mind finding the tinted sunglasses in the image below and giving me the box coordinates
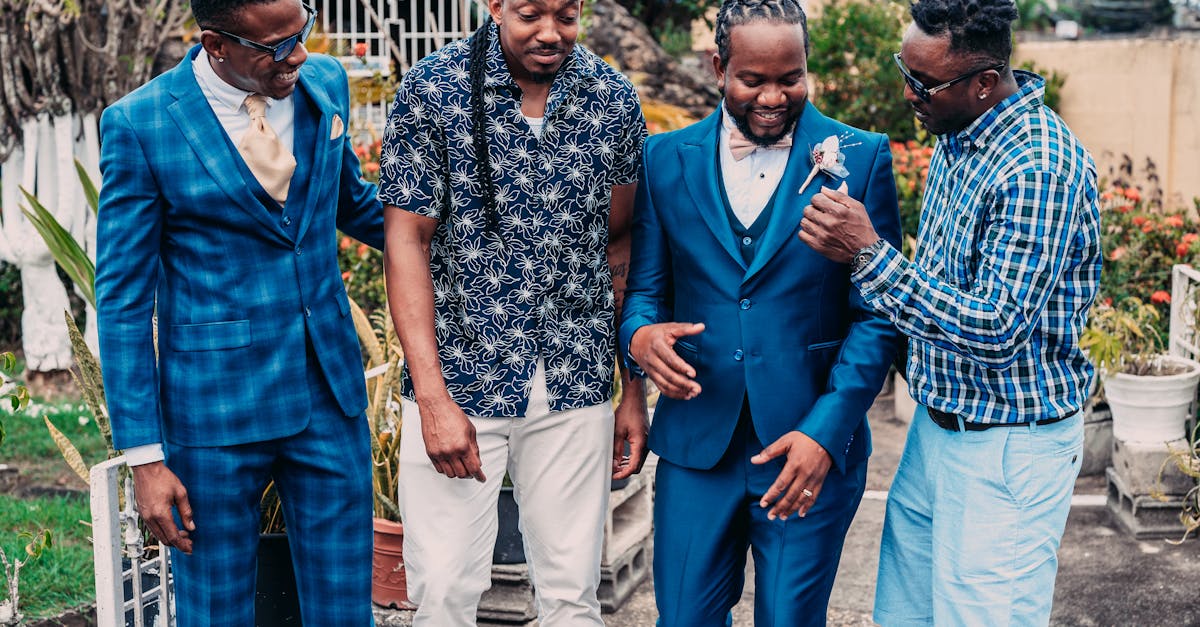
[892,52,1006,103]
[216,3,318,63]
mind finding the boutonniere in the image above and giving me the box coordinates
[798,133,859,195]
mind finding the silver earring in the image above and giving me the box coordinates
[218,58,225,63]
[979,93,986,100]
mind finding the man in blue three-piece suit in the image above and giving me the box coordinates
[619,0,902,624]
[95,0,383,623]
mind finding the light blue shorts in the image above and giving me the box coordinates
[874,405,1083,626]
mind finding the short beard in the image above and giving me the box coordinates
[531,71,556,84]
[730,105,802,147]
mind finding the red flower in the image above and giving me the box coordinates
[354,42,368,58]
[1151,290,1171,305]
[1184,233,1199,244]
[1166,215,1185,228]
[357,243,369,258]
[342,271,352,281]
[363,161,380,174]
[1109,246,1127,261]
[1132,216,1147,227]
[1103,297,1113,307]
[339,236,353,251]
[1178,242,1190,257]
[1124,187,1142,202]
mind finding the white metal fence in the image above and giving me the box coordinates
[318,0,488,135]
[91,456,173,627]
[1169,264,1200,361]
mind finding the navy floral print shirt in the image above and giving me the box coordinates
[379,24,646,417]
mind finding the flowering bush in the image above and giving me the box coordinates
[890,137,934,255]
[339,234,387,317]
[1095,156,1198,341]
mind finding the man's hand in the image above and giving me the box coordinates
[131,462,195,554]
[612,378,649,480]
[799,186,880,264]
[419,396,486,482]
[629,322,705,400]
[751,431,833,521]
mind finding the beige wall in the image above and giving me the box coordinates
[1015,35,1200,209]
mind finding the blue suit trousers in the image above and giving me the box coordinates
[654,407,866,627]
[165,359,373,626]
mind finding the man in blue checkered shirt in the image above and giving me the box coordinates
[801,0,1101,624]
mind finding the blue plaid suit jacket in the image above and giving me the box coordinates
[96,46,384,451]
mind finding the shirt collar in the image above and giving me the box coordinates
[192,47,280,114]
[947,70,1045,155]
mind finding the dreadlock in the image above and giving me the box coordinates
[714,0,809,69]
[468,17,501,234]
[909,0,1019,65]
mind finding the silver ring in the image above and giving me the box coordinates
[802,488,814,498]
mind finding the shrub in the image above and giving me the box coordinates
[808,0,916,142]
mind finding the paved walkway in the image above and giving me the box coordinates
[379,393,1200,626]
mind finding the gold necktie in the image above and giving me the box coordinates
[238,94,296,205]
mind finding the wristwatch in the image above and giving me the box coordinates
[850,238,887,274]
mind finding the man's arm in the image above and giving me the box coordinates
[755,136,904,521]
[383,208,484,481]
[328,60,385,250]
[96,105,194,553]
[608,182,648,479]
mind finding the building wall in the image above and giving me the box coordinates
[1014,35,1199,209]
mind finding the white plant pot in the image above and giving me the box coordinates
[1104,355,1200,444]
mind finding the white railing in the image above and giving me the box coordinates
[1169,264,1200,360]
[90,456,173,627]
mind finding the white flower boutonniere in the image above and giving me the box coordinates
[798,133,859,195]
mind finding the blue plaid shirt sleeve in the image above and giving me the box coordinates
[856,169,1086,368]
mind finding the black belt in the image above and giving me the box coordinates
[927,407,1077,432]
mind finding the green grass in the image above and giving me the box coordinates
[0,493,95,618]
[1,399,108,489]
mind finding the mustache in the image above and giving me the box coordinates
[528,46,565,55]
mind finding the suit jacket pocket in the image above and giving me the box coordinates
[806,338,844,352]
[169,320,252,352]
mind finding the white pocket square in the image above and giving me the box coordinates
[330,114,344,140]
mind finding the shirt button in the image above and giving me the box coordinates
[282,215,292,226]
[295,246,302,255]
[758,172,765,179]
[739,298,751,310]
[733,349,744,361]
[304,307,311,317]
[742,236,752,246]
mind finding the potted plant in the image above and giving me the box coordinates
[1081,297,1200,444]
[348,299,414,609]
[1153,420,1200,543]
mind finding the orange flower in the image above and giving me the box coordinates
[1103,297,1113,307]
[1142,224,1155,233]
[1109,246,1127,261]
[1100,191,1113,202]
[342,270,352,281]
[357,243,369,258]
[1132,216,1147,227]
[1151,290,1171,305]
[1124,187,1141,202]
[1117,204,1133,213]
[1184,233,1199,244]
[363,162,380,173]
[907,179,917,192]
[1166,215,1185,228]
[339,236,353,251]
[1178,242,1190,257]
[354,42,368,58]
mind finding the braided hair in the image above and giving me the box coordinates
[714,0,809,69]
[910,0,1019,65]
[467,17,501,234]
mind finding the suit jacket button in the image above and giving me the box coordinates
[304,307,312,317]
[739,298,751,310]
[283,215,292,226]
[295,246,303,255]
[733,349,744,361]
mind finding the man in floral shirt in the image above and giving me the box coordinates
[378,0,648,623]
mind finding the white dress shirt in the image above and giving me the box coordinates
[718,105,790,228]
[125,49,299,467]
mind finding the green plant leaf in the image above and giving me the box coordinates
[74,159,100,215]
[19,186,96,308]
[65,312,114,457]
[44,416,91,486]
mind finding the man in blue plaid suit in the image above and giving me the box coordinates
[95,0,383,623]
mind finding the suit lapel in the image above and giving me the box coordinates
[679,110,746,270]
[744,104,832,283]
[292,65,335,244]
[166,47,291,245]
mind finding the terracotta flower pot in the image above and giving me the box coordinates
[372,518,416,609]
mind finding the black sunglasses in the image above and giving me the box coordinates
[216,3,318,63]
[892,52,1006,103]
